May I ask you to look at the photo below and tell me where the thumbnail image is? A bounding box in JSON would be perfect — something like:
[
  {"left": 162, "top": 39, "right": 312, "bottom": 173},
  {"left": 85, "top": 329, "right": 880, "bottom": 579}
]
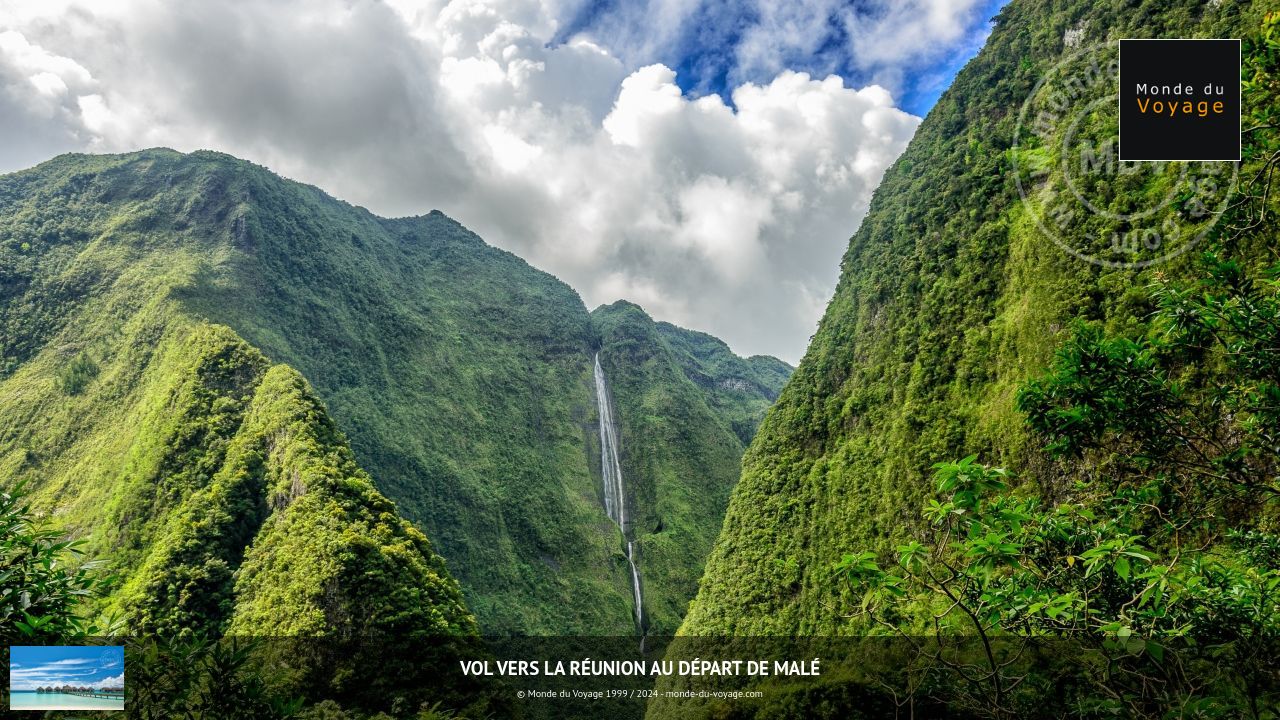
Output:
[{"left": 8, "top": 646, "right": 124, "bottom": 711}]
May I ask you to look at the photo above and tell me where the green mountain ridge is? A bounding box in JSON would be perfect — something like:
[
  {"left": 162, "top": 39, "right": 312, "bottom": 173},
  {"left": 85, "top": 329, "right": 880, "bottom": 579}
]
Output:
[
  {"left": 681, "top": 0, "right": 1280, "bottom": 636},
  {"left": 0, "top": 148, "right": 789, "bottom": 637},
  {"left": 591, "top": 301, "right": 789, "bottom": 633},
  {"left": 1, "top": 303, "right": 476, "bottom": 639}
]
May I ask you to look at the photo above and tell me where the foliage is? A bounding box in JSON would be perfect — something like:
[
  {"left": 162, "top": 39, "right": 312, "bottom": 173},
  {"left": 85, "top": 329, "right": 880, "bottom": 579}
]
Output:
[
  {"left": 1020, "top": 262, "right": 1280, "bottom": 512},
  {"left": 127, "top": 635, "right": 304, "bottom": 720},
  {"left": 0, "top": 481, "right": 118, "bottom": 642},
  {"left": 292, "top": 699, "right": 463, "bottom": 720},
  {"left": 683, "top": 0, "right": 1280, "bottom": 637},
  {"left": 1, "top": 326, "right": 480, "bottom": 715},
  {"left": 92, "top": 334, "right": 479, "bottom": 641},
  {"left": 837, "top": 456, "right": 1279, "bottom": 718},
  {"left": 653, "top": 317, "right": 791, "bottom": 445},
  {"left": 0, "top": 147, "right": 783, "bottom": 636},
  {"left": 1235, "top": 11, "right": 1280, "bottom": 234},
  {"left": 832, "top": 195, "right": 1280, "bottom": 716},
  {"left": 227, "top": 365, "right": 476, "bottom": 639},
  {"left": 592, "top": 301, "right": 788, "bottom": 634},
  {"left": 56, "top": 351, "right": 98, "bottom": 395}
]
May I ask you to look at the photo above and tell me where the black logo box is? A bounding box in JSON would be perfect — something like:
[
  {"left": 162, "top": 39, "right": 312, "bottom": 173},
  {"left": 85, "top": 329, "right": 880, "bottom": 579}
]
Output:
[{"left": 1119, "top": 38, "right": 1240, "bottom": 162}]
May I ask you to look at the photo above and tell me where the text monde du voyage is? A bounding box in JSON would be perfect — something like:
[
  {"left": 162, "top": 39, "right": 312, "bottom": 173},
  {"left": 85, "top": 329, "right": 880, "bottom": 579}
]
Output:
[{"left": 1133, "top": 82, "right": 1229, "bottom": 117}]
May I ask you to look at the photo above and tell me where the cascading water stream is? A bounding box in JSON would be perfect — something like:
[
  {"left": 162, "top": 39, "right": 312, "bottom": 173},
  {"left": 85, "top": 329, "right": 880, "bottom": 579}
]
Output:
[{"left": 593, "top": 353, "right": 646, "bottom": 641}]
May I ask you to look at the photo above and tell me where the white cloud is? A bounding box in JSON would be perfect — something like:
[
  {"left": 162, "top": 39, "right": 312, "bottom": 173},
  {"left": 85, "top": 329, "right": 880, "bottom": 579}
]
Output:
[
  {"left": 9, "top": 661, "right": 107, "bottom": 690},
  {"left": 731, "top": 0, "right": 992, "bottom": 80},
  {"left": 94, "top": 673, "right": 125, "bottom": 687},
  {"left": 529, "top": 66, "right": 917, "bottom": 358},
  {"left": 0, "top": 27, "right": 99, "bottom": 168},
  {"left": 559, "top": 0, "right": 995, "bottom": 101},
  {"left": 838, "top": 0, "right": 994, "bottom": 92},
  {"left": 841, "top": 0, "right": 990, "bottom": 67},
  {"left": 0, "top": 0, "right": 923, "bottom": 363}
]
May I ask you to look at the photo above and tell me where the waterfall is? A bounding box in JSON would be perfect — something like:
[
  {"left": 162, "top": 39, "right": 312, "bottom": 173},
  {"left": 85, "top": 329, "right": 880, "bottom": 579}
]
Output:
[{"left": 593, "top": 353, "right": 646, "bottom": 638}]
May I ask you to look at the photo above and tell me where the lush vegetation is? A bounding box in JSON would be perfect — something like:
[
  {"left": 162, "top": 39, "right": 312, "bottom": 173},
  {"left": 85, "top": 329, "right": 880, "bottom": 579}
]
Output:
[
  {"left": 1, "top": 498, "right": 488, "bottom": 717},
  {"left": 1, "top": 482, "right": 118, "bottom": 642},
  {"left": 682, "top": 0, "right": 1280, "bottom": 637},
  {"left": 126, "top": 636, "right": 305, "bottom": 720},
  {"left": 0, "top": 145, "right": 785, "bottom": 638},
  {"left": 99, "top": 333, "right": 477, "bottom": 640},
  {"left": 653, "top": 320, "right": 791, "bottom": 446},
  {"left": 592, "top": 302, "right": 788, "bottom": 634},
  {"left": 668, "top": 2, "right": 1280, "bottom": 717},
  {"left": 0, "top": 146, "right": 787, "bottom": 717},
  {"left": 828, "top": 240, "right": 1280, "bottom": 716},
  {"left": 0, "top": 312, "right": 476, "bottom": 642}
]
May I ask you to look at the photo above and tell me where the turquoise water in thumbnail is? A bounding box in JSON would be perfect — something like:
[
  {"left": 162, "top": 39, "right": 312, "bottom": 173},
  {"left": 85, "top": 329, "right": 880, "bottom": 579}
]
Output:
[{"left": 9, "top": 691, "right": 125, "bottom": 710}]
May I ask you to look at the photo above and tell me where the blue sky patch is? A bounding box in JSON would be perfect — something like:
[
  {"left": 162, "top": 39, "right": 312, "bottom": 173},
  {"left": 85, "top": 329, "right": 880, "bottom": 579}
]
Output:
[
  {"left": 556, "top": 0, "right": 1008, "bottom": 116},
  {"left": 9, "top": 646, "right": 125, "bottom": 691}
]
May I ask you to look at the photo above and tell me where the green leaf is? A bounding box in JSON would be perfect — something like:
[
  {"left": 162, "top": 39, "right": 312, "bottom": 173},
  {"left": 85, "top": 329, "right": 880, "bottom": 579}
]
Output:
[{"left": 1145, "top": 641, "right": 1164, "bottom": 663}]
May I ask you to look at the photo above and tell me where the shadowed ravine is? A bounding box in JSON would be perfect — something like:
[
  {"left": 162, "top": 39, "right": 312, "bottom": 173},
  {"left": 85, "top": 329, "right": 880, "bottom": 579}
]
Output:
[{"left": 593, "top": 353, "right": 646, "bottom": 645}]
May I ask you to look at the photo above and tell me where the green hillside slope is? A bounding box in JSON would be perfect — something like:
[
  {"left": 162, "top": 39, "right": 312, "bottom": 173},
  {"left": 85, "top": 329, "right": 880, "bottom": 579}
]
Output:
[
  {"left": 592, "top": 302, "right": 788, "bottom": 634},
  {"left": 0, "top": 298, "right": 474, "bottom": 639},
  {"left": 682, "top": 0, "right": 1280, "bottom": 635},
  {"left": 655, "top": 321, "right": 793, "bottom": 447},
  {"left": 0, "top": 149, "right": 788, "bottom": 636}
]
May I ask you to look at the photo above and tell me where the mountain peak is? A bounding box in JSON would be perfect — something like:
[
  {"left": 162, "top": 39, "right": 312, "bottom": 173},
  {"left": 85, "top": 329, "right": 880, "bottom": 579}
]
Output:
[{"left": 1, "top": 146, "right": 788, "bottom": 638}]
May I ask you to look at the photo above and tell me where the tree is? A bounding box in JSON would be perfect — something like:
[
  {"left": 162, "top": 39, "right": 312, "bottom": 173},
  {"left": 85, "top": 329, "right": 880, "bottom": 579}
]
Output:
[
  {"left": 833, "top": 17, "right": 1280, "bottom": 718},
  {"left": 127, "top": 635, "right": 304, "bottom": 720},
  {"left": 833, "top": 255, "right": 1280, "bottom": 717},
  {"left": 836, "top": 450, "right": 1279, "bottom": 718},
  {"left": 0, "top": 481, "right": 118, "bottom": 642}
]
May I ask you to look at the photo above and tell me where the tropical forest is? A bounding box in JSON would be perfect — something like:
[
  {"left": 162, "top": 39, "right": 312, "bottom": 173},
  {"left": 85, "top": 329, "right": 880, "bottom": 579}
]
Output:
[{"left": 2, "top": 0, "right": 1279, "bottom": 718}]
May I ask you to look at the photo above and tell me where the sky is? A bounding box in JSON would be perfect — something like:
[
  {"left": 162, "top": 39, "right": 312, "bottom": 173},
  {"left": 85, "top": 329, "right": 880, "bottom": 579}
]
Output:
[
  {"left": 0, "top": 0, "right": 1004, "bottom": 364},
  {"left": 9, "top": 646, "right": 125, "bottom": 690}
]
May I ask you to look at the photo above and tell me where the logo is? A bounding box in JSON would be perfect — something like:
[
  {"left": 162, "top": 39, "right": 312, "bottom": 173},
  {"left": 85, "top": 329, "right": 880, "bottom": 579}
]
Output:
[
  {"left": 1013, "top": 42, "right": 1238, "bottom": 268},
  {"left": 1119, "top": 39, "right": 1241, "bottom": 161}
]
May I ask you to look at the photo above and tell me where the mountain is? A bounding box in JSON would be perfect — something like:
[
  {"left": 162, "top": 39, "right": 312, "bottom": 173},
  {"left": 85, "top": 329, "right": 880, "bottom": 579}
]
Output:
[
  {"left": 0, "top": 148, "right": 789, "bottom": 636},
  {"left": 681, "top": 0, "right": 1279, "bottom": 636},
  {"left": 592, "top": 301, "right": 790, "bottom": 633},
  {"left": 654, "top": 320, "right": 793, "bottom": 448}
]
